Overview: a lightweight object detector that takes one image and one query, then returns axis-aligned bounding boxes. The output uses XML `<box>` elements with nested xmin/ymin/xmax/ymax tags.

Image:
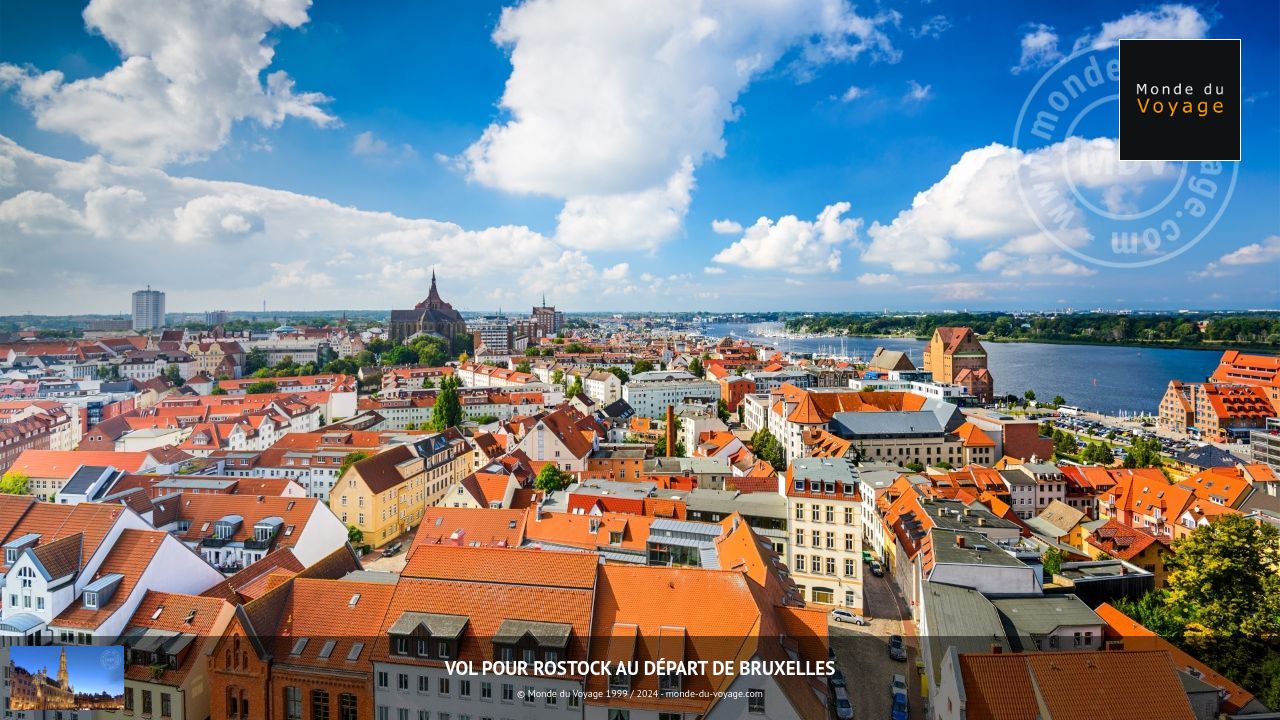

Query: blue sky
<box><xmin>0</xmin><ymin>0</ymin><xmax>1276</xmax><ymax>314</ymax></box>
<box><xmin>10</xmin><ymin>645</ymin><xmax>123</xmax><ymax>696</ymax></box>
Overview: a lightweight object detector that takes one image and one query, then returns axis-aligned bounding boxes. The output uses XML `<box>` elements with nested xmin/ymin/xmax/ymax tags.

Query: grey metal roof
<box><xmin>0</xmin><ymin>613</ymin><xmax>45</xmax><ymax>633</ymax></box>
<box><xmin>791</xmin><ymin>457</ymin><xmax>857</xmax><ymax>484</ymax></box>
<box><xmin>83</xmin><ymin>572</ymin><xmax>125</xmax><ymax>593</ymax></box>
<box><xmin>930</xmin><ymin>529</ymin><xmax>1027</xmax><ymax>568</ymax></box>
<box><xmin>921</xmin><ymin>582</ymin><xmax>1012</xmax><ymax>685</ymax></box>
<box><xmin>388</xmin><ymin>612</ymin><xmax>469</xmax><ymax>638</ymax></box>
<box><xmin>155</xmin><ymin>478</ymin><xmax>237</xmax><ymax>490</ymax></box>
<box><xmin>991</xmin><ymin>595</ymin><xmax>1102</xmax><ymax>636</ymax></box>
<box><xmin>494</xmin><ymin>619</ymin><xmax>573</xmax><ymax>648</ymax></box>
<box><xmin>649</xmin><ymin>518</ymin><xmax>722</xmax><ymax>539</ymax></box>
<box><xmin>656</xmin><ymin>489</ymin><xmax>786</xmax><ymax>518</ymax></box>
<box><xmin>61</xmin><ymin>465</ymin><xmax>110</xmax><ymax>496</ymax></box>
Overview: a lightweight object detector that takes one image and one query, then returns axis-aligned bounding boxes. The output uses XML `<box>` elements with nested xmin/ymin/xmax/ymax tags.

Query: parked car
<box><xmin>862</xmin><ymin>550</ymin><xmax>873</xmax><ymax>563</ymax></box>
<box><xmin>890</xmin><ymin>674</ymin><xmax>907</xmax><ymax>697</ymax></box>
<box><xmin>382</xmin><ymin>541</ymin><xmax>403</xmax><ymax>556</ymax></box>
<box><xmin>830</xmin><ymin>669</ymin><xmax>848</xmax><ymax>690</ymax></box>
<box><xmin>888</xmin><ymin>635</ymin><xmax>907</xmax><ymax>661</ymax></box>
<box><xmin>834</xmin><ymin>687</ymin><xmax>854</xmax><ymax>720</ymax></box>
<box><xmin>891</xmin><ymin>692</ymin><xmax>908</xmax><ymax>720</ymax></box>
<box><xmin>870</xmin><ymin>561</ymin><xmax>884</xmax><ymax>577</ymax></box>
<box><xmin>831</xmin><ymin>609</ymin><xmax>869</xmax><ymax>626</ymax></box>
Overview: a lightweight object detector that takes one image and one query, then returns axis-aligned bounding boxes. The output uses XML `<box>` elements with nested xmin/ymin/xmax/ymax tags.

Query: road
<box><xmin>829</xmin><ymin>568</ymin><xmax>922</xmax><ymax>720</ymax></box>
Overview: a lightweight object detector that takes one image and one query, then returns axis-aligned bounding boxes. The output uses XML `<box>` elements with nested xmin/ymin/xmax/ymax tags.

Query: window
<box><xmin>795</xmin><ymin>555</ymin><xmax>806</xmax><ymax>572</ymax></box>
<box><xmin>459</xmin><ymin>680</ymin><xmax>471</xmax><ymax>698</ymax></box>
<box><xmin>609</xmin><ymin>670</ymin><xmax>630</xmax><ymax>693</ymax></box>
<box><xmin>825</xmin><ymin>531</ymin><xmax>834</xmax><ymax>549</ymax></box>
<box><xmin>811</xmin><ymin>530</ymin><xmax>820</xmax><ymax>546</ymax></box>
<box><xmin>439</xmin><ymin>677</ymin><xmax>451</xmax><ymax>695</ymax></box>
<box><xmin>339</xmin><ymin>693</ymin><xmax>358</xmax><ymax>720</ymax></box>
<box><xmin>845</xmin><ymin>559</ymin><xmax>855</xmax><ymax>576</ymax></box>
<box><xmin>794</xmin><ymin>503</ymin><xmax>803</xmax><ymax>519</ymax></box>
<box><xmin>481</xmin><ymin>682</ymin><xmax>492</xmax><ymax>700</ymax></box>
<box><xmin>825</xmin><ymin>506</ymin><xmax>834</xmax><ymax>523</ymax></box>
<box><xmin>124</xmin><ymin>688</ymin><xmax>134</xmax><ymax>712</ymax></box>
<box><xmin>398</xmin><ymin>673</ymin><xmax>409</xmax><ymax>691</ymax></box>
<box><xmin>811</xmin><ymin>506</ymin><xmax>820</xmax><ymax>521</ymax></box>
<box><xmin>378</xmin><ymin>708</ymin><xmax>389</xmax><ymax>720</ymax></box>
<box><xmin>285</xmin><ymin>687</ymin><xmax>302</xmax><ymax>720</ymax></box>
<box><xmin>395</xmin><ymin>637</ymin><xmax>409</xmax><ymax>655</ymax></box>
<box><xmin>312</xmin><ymin>690</ymin><xmax>331</xmax><ymax>720</ymax></box>
<box><xmin>502</xmin><ymin>683</ymin><xmax>514</xmax><ymax>702</ymax></box>
<box><xmin>143</xmin><ymin>690</ymin><xmax>153</xmax><ymax>715</ymax></box>
<box><xmin>747</xmin><ymin>688</ymin><xmax>765</xmax><ymax>714</ymax></box>
<box><xmin>845</xmin><ymin>533</ymin><xmax>854</xmax><ymax>551</ymax></box>
<box><xmin>608</xmin><ymin>710</ymin><xmax>630</xmax><ymax>720</ymax></box>
<box><xmin>523</xmin><ymin>686</ymin><xmax>535</xmax><ymax>704</ymax></box>
<box><xmin>416</xmin><ymin>638</ymin><xmax>428</xmax><ymax>656</ymax></box>
<box><xmin>568</xmin><ymin>692</ymin><xmax>581</xmax><ymax>709</ymax></box>
<box><xmin>377</xmin><ymin>671</ymin><xmax>389</xmax><ymax>688</ymax></box>
<box><xmin>419</xmin><ymin>676</ymin><xmax>429</xmax><ymax>693</ymax></box>
<box><xmin>398</xmin><ymin>710</ymin><xmax>410</xmax><ymax>720</ymax></box>
<box><xmin>826</xmin><ymin>557</ymin><xmax>836</xmax><ymax>575</ymax></box>
<box><xmin>794</xmin><ymin>529</ymin><xmax>804</xmax><ymax>547</ymax></box>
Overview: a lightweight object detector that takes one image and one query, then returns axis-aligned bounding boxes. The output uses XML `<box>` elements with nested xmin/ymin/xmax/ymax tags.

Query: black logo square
<box><xmin>1119</xmin><ymin>39</ymin><xmax>1240</xmax><ymax>161</ymax></box>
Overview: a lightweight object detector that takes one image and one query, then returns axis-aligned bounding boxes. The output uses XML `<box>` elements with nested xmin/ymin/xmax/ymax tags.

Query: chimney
<box><xmin>664</xmin><ymin>404</ymin><xmax>676</xmax><ymax>458</ymax></box>
<box><xmin>990</xmin><ymin>644</ymin><xmax>1002</xmax><ymax>654</ymax></box>
<box><xmin>955</xmin><ymin>534</ymin><xmax>967</xmax><ymax>548</ymax></box>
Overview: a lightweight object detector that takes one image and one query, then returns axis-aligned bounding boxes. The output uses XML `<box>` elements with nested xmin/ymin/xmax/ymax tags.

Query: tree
<box><xmin>0</xmin><ymin>472</ymin><xmax>30</xmax><ymax>495</ymax></box>
<box><xmin>472</xmin><ymin>414</ymin><xmax>499</xmax><ymax>425</ymax></box>
<box><xmin>1024</xmin><ymin>389</ymin><xmax>1036</xmax><ymax>403</ymax></box>
<box><xmin>717</xmin><ymin>399</ymin><xmax>730</xmax><ymax>423</ymax></box>
<box><xmin>382</xmin><ymin>345</ymin><xmax>417</xmax><ymax>366</ymax></box>
<box><xmin>1124</xmin><ymin>436</ymin><xmax>1163</xmax><ymax>468</ymax></box>
<box><xmin>632</xmin><ymin>359</ymin><xmax>655</xmax><ymax>375</ymax></box>
<box><xmin>244</xmin><ymin>347</ymin><xmax>268</xmax><ymax>373</ymax></box>
<box><xmin>566</xmin><ymin>375</ymin><xmax>584</xmax><ymax>399</ymax></box>
<box><xmin>347</xmin><ymin>524</ymin><xmax>364</xmax><ymax>545</ymax></box>
<box><xmin>430</xmin><ymin>376</ymin><xmax>462</xmax><ymax>430</ymax></box>
<box><xmin>1052</xmin><ymin>395</ymin><xmax>1066</xmax><ymax>407</ymax></box>
<box><xmin>211</xmin><ymin>385</ymin><xmax>228</xmax><ymax>395</ymax></box>
<box><xmin>1165</xmin><ymin>514</ymin><xmax>1280</xmax><ymax>639</ymax></box>
<box><xmin>688</xmin><ymin>357</ymin><xmax>704</xmax><ymax>378</ymax></box>
<box><xmin>245</xmin><ymin>380</ymin><xmax>278</xmax><ymax>394</ymax></box>
<box><xmin>515</xmin><ymin>360</ymin><xmax>532</xmax><ymax>373</ymax></box>
<box><xmin>1042</xmin><ymin>547</ymin><xmax>1065</xmax><ymax>577</ymax></box>
<box><xmin>605</xmin><ymin>366</ymin><xmax>629</xmax><ymax>384</ymax></box>
<box><xmin>551</xmin><ymin>369</ymin><xmax>565</xmax><ymax>386</ymax></box>
<box><xmin>339</xmin><ymin>451</ymin><xmax>369</xmax><ymax>477</ymax></box>
<box><xmin>1052</xmin><ymin>429</ymin><xmax>1077</xmax><ymax>458</ymax></box>
<box><xmin>750</xmin><ymin>428</ymin><xmax>785</xmax><ymax>470</ymax></box>
<box><xmin>165</xmin><ymin>363</ymin><xmax>182</xmax><ymax>384</ymax></box>
<box><xmin>534</xmin><ymin>464</ymin><xmax>574</xmax><ymax>492</ymax></box>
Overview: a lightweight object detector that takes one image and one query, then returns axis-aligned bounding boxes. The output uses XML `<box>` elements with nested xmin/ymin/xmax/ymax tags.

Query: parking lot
<box><xmin>829</xmin><ymin>569</ymin><xmax>922</xmax><ymax>720</ymax></box>
<box><xmin>358</xmin><ymin>528</ymin><xmax>415</xmax><ymax>572</ymax></box>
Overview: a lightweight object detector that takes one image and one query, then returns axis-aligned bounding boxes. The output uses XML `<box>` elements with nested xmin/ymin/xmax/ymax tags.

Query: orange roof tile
<box><xmin>54</xmin><ymin>529</ymin><xmax>169</xmax><ymax>629</ymax></box>
<box><xmin>401</xmin><ymin>544</ymin><xmax>598</xmax><ymax>589</ymax></box>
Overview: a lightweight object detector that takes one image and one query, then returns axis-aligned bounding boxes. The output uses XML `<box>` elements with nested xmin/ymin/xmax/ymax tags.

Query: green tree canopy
<box><xmin>430</xmin><ymin>375</ymin><xmax>463</xmax><ymax>430</ymax></box>
<box><xmin>245</xmin><ymin>380</ymin><xmax>278</xmax><ymax>394</ymax></box>
<box><xmin>605</xmin><ymin>366</ymin><xmax>629</xmax><ymax>384</ymax></box>
<box><xmin>534</xmin><ymin>464</ymin><xmax>575</xmax><ymax>492</ymax></box>
<box><xmin>688</xmin><ymin>357</ymin><xmax>704</xmax><ymax>378</ymax></box>
<box><xmin>632</xmin><ymin>359</ymin><xmax>655</xmax><ymax>374</ymax></box>
<box><xmin>0</xmin><ymin>472</ymin><xmax>30</xmax><ymax>495</ymax></box>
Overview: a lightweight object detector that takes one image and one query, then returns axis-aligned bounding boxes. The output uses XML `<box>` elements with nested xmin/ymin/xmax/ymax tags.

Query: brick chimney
<box><xmin>955</xmin><ymin>534</ymin><xmax>967</xmax><ymax>548</ymax></box>
<box><xmin>665</xmin><ymin>404</ymin><xmax>676</xmax><ymax>458</ymax></box>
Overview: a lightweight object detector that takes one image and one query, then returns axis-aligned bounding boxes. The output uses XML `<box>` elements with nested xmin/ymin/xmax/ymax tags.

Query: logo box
<box><xmin>1119</xmin><ymin>39</ymin><xmax>1241</xmax><ymax>161</ymax></box>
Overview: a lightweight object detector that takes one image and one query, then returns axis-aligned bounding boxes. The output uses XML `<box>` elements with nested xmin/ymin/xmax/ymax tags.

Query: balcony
<box><xmin>243</xmin><ymin>537</ymin><xmax>274</xmax><ymax>551</ymax></box>
<box><xmin>201</xmin><ymin>536</ymin><xmax>233</xmax><ymax>548</ymax></box>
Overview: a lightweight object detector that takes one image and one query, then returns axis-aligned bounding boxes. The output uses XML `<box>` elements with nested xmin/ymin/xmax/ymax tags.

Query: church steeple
<box><xmin>426</xmin><ymin>268</ymin><xmax>444</xmax><ymax>308</ymax></box>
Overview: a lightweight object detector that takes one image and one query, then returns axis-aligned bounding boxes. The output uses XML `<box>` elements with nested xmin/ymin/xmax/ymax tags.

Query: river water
<box><xmin>698</xmin><ymin>322</ymin><xmax>1228</xmax><ymax>415</ymax></box>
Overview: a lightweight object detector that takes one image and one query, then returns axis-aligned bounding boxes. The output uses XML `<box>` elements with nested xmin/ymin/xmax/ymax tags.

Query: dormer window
<box><xmin>659</xmin><ymin>672</ymin><xmax>682</xmax><ymax>696</ymax></box>
<box><xmin>609</xmin><ymin>669</ymin><xmax>631</xmax><ymax>693</ymax></box>
<box><xmin>394</xmin><ymin>637</ymin><xmax>409</xmax><ymax>655</ymax></box>
<box><xmin>83</xmin><ymin>591</ymin><xmax>98</xmax><ymax>609</ymax></box>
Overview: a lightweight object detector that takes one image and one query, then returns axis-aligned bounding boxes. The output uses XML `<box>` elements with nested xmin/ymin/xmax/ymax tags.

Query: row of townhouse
<box><xmin>0</xmin><ymin>402</ymin><xmax>77</xmax><ymax>474</ymax></box>
<box><xmin>330</xmin><ymin>432</ymin><xmax>474</xmax><ymax>547</ymax></box>
<box><xmin>191</xmin><ymin>532</ymin><xmax>828</xmax><ymax>720</ymax></box>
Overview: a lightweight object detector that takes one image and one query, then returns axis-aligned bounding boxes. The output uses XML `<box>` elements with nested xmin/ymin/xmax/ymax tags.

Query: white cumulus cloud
<box><xmin>712</xmin><ymin>202</ymin><xmax>861</xmax><ymax>273</ymax></box>
<box><xmin>462</xmin><ymin>0</ymin><xmax>904</xmax><ymax>250</ymax></box>
<box><xmin>0</xmin><ymin>0</ymin><xmax>335</xmax><ymax>166</ymax></box>
<box><xmin>1078</xmin><ymin>4</ymin><xmax>1209</xmax><ymax>50</ymax></box>
<box><xmin>1012</xmin><ymin>24</ymin><xmax>1062</xmax><ymax>74</ymax></box>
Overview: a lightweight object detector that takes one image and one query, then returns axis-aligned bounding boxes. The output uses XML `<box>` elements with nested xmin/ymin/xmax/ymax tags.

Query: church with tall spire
<box><xmin>388</xmin><ymin>270</ymin><xmax>468</xmax><ymax>348</ymax></box>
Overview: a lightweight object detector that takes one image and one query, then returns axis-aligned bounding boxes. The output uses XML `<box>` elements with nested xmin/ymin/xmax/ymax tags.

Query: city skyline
<box><xmin>10</xmin><ymin>645</ymin><xmax>124</xmax><ymax>697</ymax></box>
<box><xmin>1</xmin><ymin>1</ymin><xmax>1277</xmax><ymax>315</ymax></box>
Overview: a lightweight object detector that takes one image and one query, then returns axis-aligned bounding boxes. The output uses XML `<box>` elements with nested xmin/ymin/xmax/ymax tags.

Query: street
<box><xmin>829</xmin><ymin>568</ymin><xmax>923</xmax><ymax>720</ymax></box>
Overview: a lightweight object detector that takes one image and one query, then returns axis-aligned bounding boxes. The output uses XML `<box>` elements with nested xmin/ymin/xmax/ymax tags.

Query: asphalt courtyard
<box><xmin>829</xmin><ymin>568</ymin><xmax>924</xmax><ymax>720</ymax></box>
